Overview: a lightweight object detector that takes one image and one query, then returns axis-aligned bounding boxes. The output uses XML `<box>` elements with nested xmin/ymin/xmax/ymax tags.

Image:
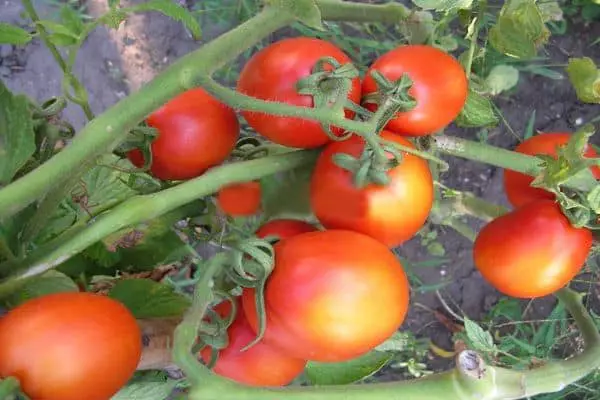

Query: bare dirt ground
<box><xmin>2</xmin><ymin>0</ymin><xmax>600</xmax><ymax>376</ymax></box>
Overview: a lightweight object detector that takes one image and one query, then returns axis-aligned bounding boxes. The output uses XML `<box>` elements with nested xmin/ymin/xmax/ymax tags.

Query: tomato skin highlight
<box><xmin>237</xmin><ymin>37</ymin><xmax>361</xmax><ymax>148</ymax></box>
<box><xmin>128</xmin><ymin>88</ymin><xmax>239</xmax><ymax>180</ymax></box>
<box><xmin>0</xmin><ymin>292</ymin><xmax>142</xmax><ymax>400</ymax></box>
<box><xmin>242</xmin><ymin>230</ymin><xmax>409</xmax><ymax>362</ymax></box>
<box><xmin>362</xmin><ymin>45</ymin><xmax>467</xmax><ymax>136</ymax></box>
<box><xmin>217</xmin><ymin>181</ymin><xmax>262</xmax><ymax>217</ymax></box>
<box><xmin>310</xmin><ymin>131</ymin><xmax>433</xmax><ymax>247</ymax></box>
<box><xmin>200</xmin><ymin>301</ymin><xmax>306</xmax><ymax>387</ymax></box>
<box><xmin>255</xmin><ymin>219</ymin><xmax>317</xmax><ymax>240</ymax></box>
<box><xmin>503</xmin><ymin>132</ymin><xmax>600</xmax><ymax>208</ymax></box>
<box><xmin>473</xmin><ymin>200</ymin><xmax>592</xmax><ymax>299</ymax></box>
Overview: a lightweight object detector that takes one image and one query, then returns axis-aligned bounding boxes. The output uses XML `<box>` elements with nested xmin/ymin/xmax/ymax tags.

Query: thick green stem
<box><xmin>0</xmin><ymin>150</ymin><xmax>317</xmax><ymax>298</ymax></box>
<box><xmin>315</xmin><ymin>0</ymin><xmax>409</xmax><ymax>23</ymax></box>
<box><xmin>463</xmin><ymin>0</ymin><xmax>486</xmax><ymax>79</ymax></box>
<box><xmin>434</xmin><ymin>135</ymin><xmax>597</xmax><ymax>192</ymax></box>
<box><xmin>179</xmin><ymin>289</ymin><xmax>600</xmax><ymax>400</ymax></box>
<box><xmin>0</xmin><ymin>6</ymin><xmax>292</xmax><ymax>220</ymax></box>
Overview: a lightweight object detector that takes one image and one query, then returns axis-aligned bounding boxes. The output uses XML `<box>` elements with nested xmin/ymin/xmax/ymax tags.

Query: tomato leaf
<box><xmin>3</xmin><ymin>271</ymin><xmax>78</xmax><ymax>308</ymax></box>
<box><xmin>0</xmin><ymin>80</ymin><xmax>35</xmax><ymax>185</ymax></box>
<box><xmin>59</xmin><ymin>5</ymin><xmax>85</xmax><ymax>35</ymax></box>
<box><xmin>108</xmin><ymin>279</ymin><xmax>190</xmax><ymax>318</ymax></box>
<box><xmin>129</xmin><ymin>0</ymin><xmax>201</xmax><ymax>40</ymax></box>
<box><xmin>111</xmin><ymin>379</ymin><xmax>177</xmax><ymax>400</ymax></box>
<box><xmin>411</xmin><ymin>0</ymin><xmax>473</xmax><ymax>11</ymax></box>
<box><xmin>488</xmin><ymin>0</ymin><xmax>550</xmax><ymax>59</ymax></box>
<box><xmin>0</xmin><ymin>23</ymin><xmax>33</xmax><ymax>45</ymax></box>
<box><xmin>538</xmin><ymin>1</ymin><xmax>563</xmax><ymax>22</ymax></box>
<box><xmin>455</xmin><ymin>89</ymin><xmax>499</xmax><ymax>128</ymax></box>
<box><xmin>118</xmin><ymin>229</ymin><xmax>188</xmax><ymax>271</ymax></box>
<box><xmin>374</xmin><ymin>331</ymin><xmax>413</xmax><ymax>352</ymax></box>
<box><xmin>586</xmin><ymin>185</ymin><xmax>600</xmax><ymax>214</ymax></box>
<box><xmin>485</xmin><ymin>65</ymin><xmax>520</xmax><ymax>95</ymax></box>
<box><xmin>306</xmin><ymin>350</ymin><xmax>392</xmax><ymax>385</ymax></box>
<box><xmin>566</xmin><ymin>57</ymin><xmax>600</xmax><ymax>104</ymax></box>
<box><xmin>463</xmin><ymin>316</ymin><xmax>496</xmax><ymax>353</ymax></box>
<box><xmin>399</xmin><ymin>10</ymin><xmax>434</xmax><ymax>45</ymax></box>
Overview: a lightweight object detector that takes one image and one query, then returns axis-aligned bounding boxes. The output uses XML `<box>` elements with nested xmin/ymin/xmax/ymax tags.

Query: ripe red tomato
<box><xmin>200</xmin><ymin>301</ymin><xmax>306</xmax><ymax>386</ymax></box>
<box><xmin>217</xmin><ymin>181</ymin><xmax>262</xmax><ymax>216</ymax></box>
<box><xmin>237</xmin><ymin>37</ymin><xmax>361</xmax><ymax>148</ymax></box>
<box><xmin>128</xmin><ymin>88</ymin><xmax>239</xmax><ymax>180</ymax></box>
<box><xmin>0</xmin><ymin>292</ymin><xmax>142</xmax><ymax>400</ymax></box>
<box><xmin>503</xmin><ymin>132</ymin><xmax>600</xmax><ymax>208</ymax></box>
<box><xmin>473</xmin><ymin>200</ymin><xmax>592</xmax><ymax>298</ymax></box>
<box><xmin>242</xmin><ymin>230</ymin><xmax>409</xmax><ymax>362</ymax></box>
<box><xmin>310</xmin><ymin>131</ymin><xmax>433</xmax><ymax>247</ymax></box>
<box><xmin>362</xmin><ymin>45</ymin><xmax>467</xmax><ymax>136</ymax></box>
<box><xmin>255</xmin><ymin>219</ymin><xmax>317</xmax><ymax>241</ymax></box>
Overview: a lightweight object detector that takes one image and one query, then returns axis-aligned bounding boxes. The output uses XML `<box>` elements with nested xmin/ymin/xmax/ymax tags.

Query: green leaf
<box><xmin>47</xmin><ymin>33</ymin><xmax>78</xmax><ymax>46</ymax></box>
<box><xmin>411</xmin><ymin>0</ymin><xmax>472</xmax><ymax>11</ymax></box>
<box><xmin>38</xmin><ymin>20</ymin><xmax>79</xmax><ymax>40</ymax></box>
<box><xmin>261</xmin><ymin>162</ymin><xmax>315</xmax><ymax>220</ymax></box>
<box><xmin>399</xmin><ymin>10</ymin><xmax>434</xmax><ymax>44</ymax></box>
<box><xmin>101</xmin><ymin>9</ymin><xmax>129</xmax><ymax>30</ymax></box>
<box><xmin>455</xmin><ymin>89</ymin><xmax>499</xmax><ymax>128</ymax></box>
<box><xmin>4</xmin><ymin>270</ymin><xmax>78</xmax><ymax>307</ymax></box>
<box><xmin>488</xmin><ymin>0</ymin><xmax>550</xmax><ymax>59</ymax></box>
<box><xmin>523</xmin><ymin>110</ymin><xmax>536</xmax><ymax>140</ymax></box>
<box><xmin>108</xmin><ymin>278</ymin><xmax>190</xmax><ymax>319</ymax></box>
<box><xmin>538</xmin><ymin>1</ymin><xmax>563</xmax><ymax>22</ymax></box>
<box><xmin>109</xmin><ymin>0</ymin><xmax>121</xmax><ymax>8</ymax></box>
<box><xmin>587</xmin><ymin>185</ymin><xmax>600</xmax><ymax>214</ymax></box>
<box><xmin>374</xmin><ymin>331</ymin><xmax>413</xmax><ymax>352</ymax></box>
<box><xmin>0</xmin><ymin>23</ymin><xmax>33</xmax><ymax>45</ymax></box>
<box><xmin>463</xmin><ymin>316</ymin><xmax>496</xmax><ymax>353</ymax></box>
<box><xmin>566</xmin><ymin>57</ymin><xmax>600</xmax><ymax>104</ymax></box>
<box><xmin>111</xmin><ymin>379</ymin><xmax>177</xmax><ymax>400</ymax></box>
<box><xmin>306</xmin><ymin>350</ymin><xmax>392</xmax><ymax>385</ymax></box>
<box><xmin>118</xmin><ymin>229</ymin><xmax>187</xmax><ymax>271</ymax></box>
<box><xmin>0</xmin><ymin>80</ymin><xmax>36</xmax><ymax>184</ymax></box>
<box><xmin>131</xmin><ymin>0</ymin><xmax>201</xmax><ymax>39</ymax></box>
<box><xmin>485</xmin><ymin>65</ymin><xmax>520</xmax><ymax>95</ymax></box>
<box><xmin>60</xmin><ymin>5</ymin><xmax>85</xmax><ymax>35</ymax></box>
<box><xmin>83</xmin><ymin>241</ymin><xmax>123</xmax><ymax>268</ymax></box>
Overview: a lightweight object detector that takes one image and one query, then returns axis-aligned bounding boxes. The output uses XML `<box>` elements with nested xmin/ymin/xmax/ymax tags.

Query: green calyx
<box><xmin>363</xmin><ymin>72</ymin><xmax>417</xmax><ymax>132</ymax></box>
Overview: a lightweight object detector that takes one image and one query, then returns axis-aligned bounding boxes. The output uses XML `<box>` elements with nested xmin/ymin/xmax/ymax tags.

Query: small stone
<box><xmin>0</xmin><ymin>44</ymin><xmax>13</xmax><ymax>58</ymax></box>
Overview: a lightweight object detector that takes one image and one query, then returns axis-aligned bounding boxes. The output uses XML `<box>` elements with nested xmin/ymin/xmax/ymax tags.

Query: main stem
<box><xmin>0</xmin><ymin>150</ymin><xmax>317</xmax><ymax>298</ymax></box>
<box><xmin>180</xmin><ymin>289</ymin><xmax>600</xmax><ymax>400</ymax></box>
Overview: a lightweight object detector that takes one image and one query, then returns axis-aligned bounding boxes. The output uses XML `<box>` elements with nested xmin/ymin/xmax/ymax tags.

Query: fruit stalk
<box><xmin>180</xmin><ymin>288</ymin><xmax>600</xmax><ymax>399</ymax></box>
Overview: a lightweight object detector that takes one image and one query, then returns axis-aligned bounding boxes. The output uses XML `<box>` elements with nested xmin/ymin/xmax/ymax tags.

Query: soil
<box><xmin>2</xmin><ymin>0</ymin><xmax>600</xmax><ymax>380</ymax></box>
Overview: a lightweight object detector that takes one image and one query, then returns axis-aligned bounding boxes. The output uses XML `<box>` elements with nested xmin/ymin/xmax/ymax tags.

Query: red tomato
<box><xmin>217</xmin><ymin>181</ymin><xmax>262</xmax><ymax>216</ymax></box>
<box><xmin>473</xmin><ymin>200</ymin><xmax>592</xmax><ymax>298</ymax></box>
<box><xmin>200</xmin><ymin>301</ymin><xmax>305</xmax><ymax>386</ymax></box>
<box><xmin>503</xmin><ymin>132</ymin><xmax>600</xmax><ymax>208</ymax></box>
<box><xmin>362</xmin><ymin>45</ymin><xmax>467</xmax><ymax>136</ymax></box>
<box><xmin>0</xmin><ymin>292</ymin><xmax>141</xmax><ymax>400</ymax></box>
<box><xmin>242</xmin><ymin>230</ymin><xmax>409</xmax><ymax>362</ymax></box>
<box><xmin>128</xmin><ymin>88</ymin><xmax>239</xmax><ymax>180</ymax></box>
<box><xmin>310</xmin><ymin>131</ymin><xmax>433</xmax><ymax>247</ymax></box>
<box><xmin>255</xmin><ymin>219</ymin><xmax>317</xmax><ymax>241</ymax></box>
<box><xmin>237</xmin><ymin>38</ymin><xmax>361</xmax><ymax>148</ymax></box>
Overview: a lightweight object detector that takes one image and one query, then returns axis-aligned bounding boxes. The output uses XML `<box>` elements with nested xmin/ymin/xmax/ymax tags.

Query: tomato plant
<box><xmin>473</xmin><ymin>200</ymin><xmax>592</xmax><ymax>298</ymax></box>
<box><xmin>242</xmin><ymin>230</ymin><xmax>409</xmax><ymax>362</ymax></box>
<box><xmin>217</xmin><ymin>181</ymin><xmax>262</xmax><ymax>217</ymax></box>
<box><xmin>503</xmin><ymin>132</ymin><xmax>600</xmax><ymax>208</ymax></box>
<box><xmin>361</xmin><ymin>45</ymin><xmax>468</xmax><ymax>136</ymax></box>
<box><xmin>310</xmin><ymin>131</ymin><xmax>433</xmax><ymax>247</ymax></box>
<box><xmin>255</xmin><ymin>219</ymin><xmax>317</xmax><ymax>240</ymax></box>
<box><xmin>0</xmin><ymin>292</ymin><xmax>141</xmax><ymax>400</ymax></box>
<box><xmin>237</xmin><ymin>37</ymin><xmax>361</xmax><ymax>148</ymax></box>
<box><xmin>128</xmin><ymin>88</ymin><xmax>239</xmax><ymax>180</ymax></box>
<box><xmin>200</xmin><ymin>300</ymin><xmax>306</xmax><ymax>387</ymax></box>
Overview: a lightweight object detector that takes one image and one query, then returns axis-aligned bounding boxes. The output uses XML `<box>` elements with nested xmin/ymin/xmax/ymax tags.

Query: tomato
<box><xmin>200</xmin><ymin>301</ymin><xmax>306</xmax><ymax>386</ymax></box>
<box><xmin>503</xmin><ymin>132</ymin><xmax>600</xmax><ymax>208</ymax></box>
<box><xmin>217</xmin><ymin>181</ymin><xmax>262</xmax><ymax>216</ymax></box>
<box><xmin>237</xmin><ymin>37</ymin><xmax>361</xmax><ymax>148</ymax></box>
<box><xmin>0</xmin><ymin>292</ymin><xmax>141</xmax><ymax>400</ymax></box>
<box><xmin>242</xmin><ymin>230</ymin><xmax>409</xmax><ymax>362</ymax></box>
<box><xmin>310</xmin><ymin>131</ymin><xmax>433</xmax><ymax>247</ymax></box>
<box><xmin>255</xmin><ymin>219</ymin><xmax>317</xmax><ymax>241</ymax></box>
<box><xmin>473</xmin><ymin>200</ymin><xmax>592</xmax><ymax>298</ymax></box>
<box><xmin>128</xmin><ymin>88</ymin><xmax>239</xmax><ymax>180</ymax></box>
<box><xmin>362</xmin><ymin>45</ymin><xmax>468</xmax><ymax>136</ymax></box>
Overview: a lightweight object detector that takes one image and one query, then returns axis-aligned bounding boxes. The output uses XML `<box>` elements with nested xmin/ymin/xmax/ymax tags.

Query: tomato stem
<box><xmin>0</xmin><ymin>377</ymin><xmax>20</xmax><ymax>399</ymax></box>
